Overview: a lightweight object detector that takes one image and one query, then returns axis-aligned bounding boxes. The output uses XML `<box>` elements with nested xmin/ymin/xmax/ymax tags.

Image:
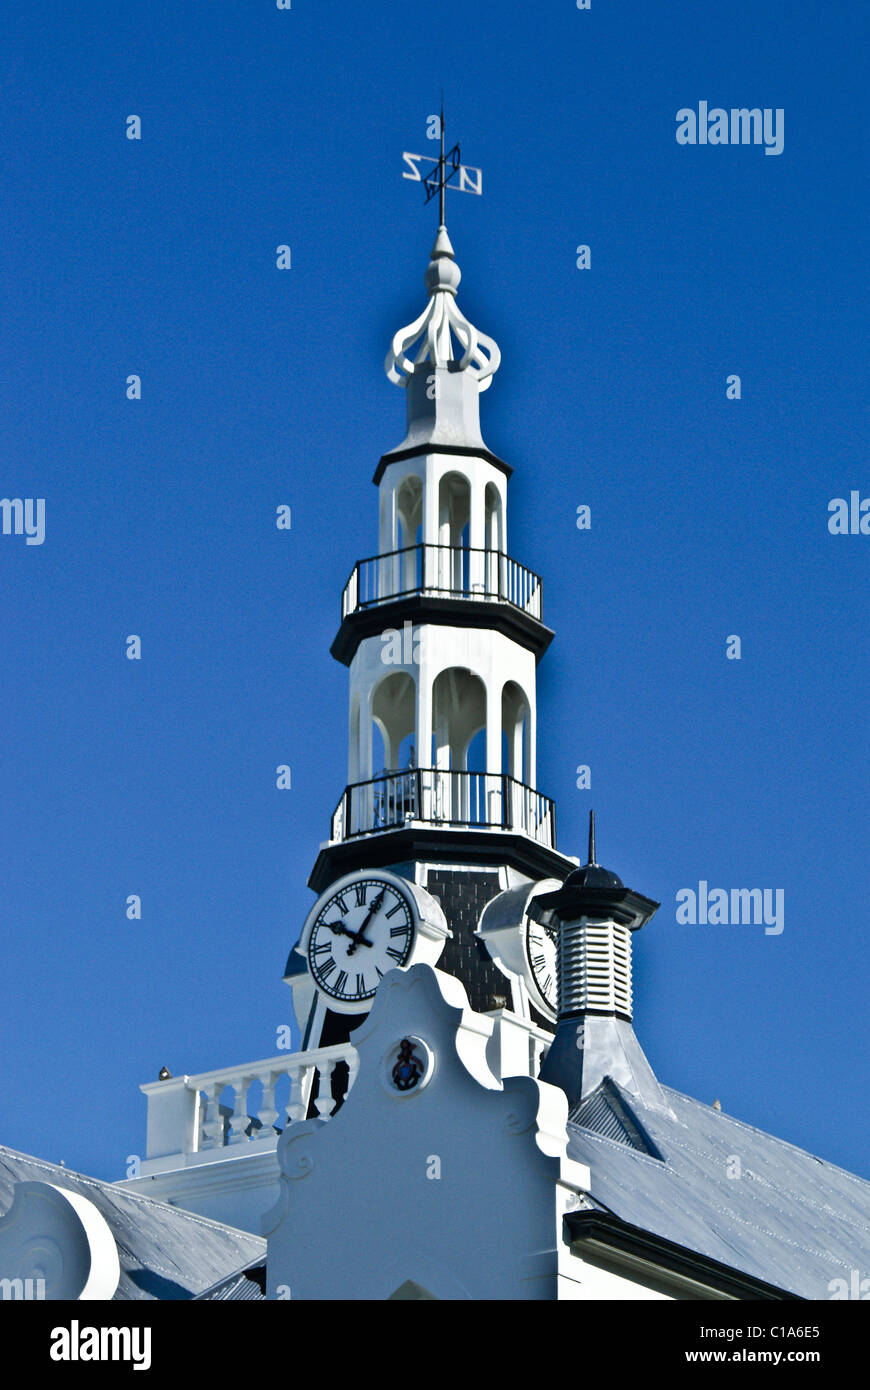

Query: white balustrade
<box><xmin>141</xmin><ymin>1042</ymin><xmax>358</xmax><ymax>1162</ymax></box>
<box><xmin>139</xmin><ymin>1022</ymin><xmax>552</xmax><ymax>1172</ymax></box>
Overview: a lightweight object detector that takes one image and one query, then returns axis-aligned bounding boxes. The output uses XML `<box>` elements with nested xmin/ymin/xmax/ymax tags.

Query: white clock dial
<box><xmin>306</xmin><ymin>877</ymin><xmax>415</xmax><ymax>1003</ymax></box>
<box><xmin>525</xmin><ymin>916</ymin><xmax>558</xmax><ymax>1014</ymax></box>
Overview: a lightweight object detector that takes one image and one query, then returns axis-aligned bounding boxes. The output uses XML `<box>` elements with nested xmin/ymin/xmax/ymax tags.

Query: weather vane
<box><xmin>401</xmin><ymin>102</ymin><xmax>482</xmax><ymax>224</ymax></box>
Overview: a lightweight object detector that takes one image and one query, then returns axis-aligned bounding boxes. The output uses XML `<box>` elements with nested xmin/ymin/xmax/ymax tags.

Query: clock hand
<box><xmin>347</xmin><ymin>889</ymin><xmax>385</xmax><ymax>956</ymax></box>
<box><xmin>324</xmin><ymin>920</ymin><xmax>357</xmax><ymax>942</ymax></box>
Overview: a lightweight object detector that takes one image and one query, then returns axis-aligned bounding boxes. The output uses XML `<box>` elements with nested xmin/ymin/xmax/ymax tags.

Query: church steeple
<box><xmin>311</xmin><ymin>213</ymin><xmax>575</xmax><ymax>897</ymax></box>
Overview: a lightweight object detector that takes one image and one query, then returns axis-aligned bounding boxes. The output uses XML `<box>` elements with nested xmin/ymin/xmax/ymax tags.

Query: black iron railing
<box><xmin>330</xmin><ymin>768</ymin><xmax>556</xmax><ymax>849</ymax></box>
<box><xmin>340</xmin><ymin>544</ymin><xmax>542</xmax><ymax>622</ymax></box>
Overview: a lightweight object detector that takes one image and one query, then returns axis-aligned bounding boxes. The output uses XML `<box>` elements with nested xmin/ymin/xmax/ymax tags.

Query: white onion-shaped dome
<box><xmin>385</xmin><ymin>226</ymin><xmax>501</xmax><ymax>391</ymax></box>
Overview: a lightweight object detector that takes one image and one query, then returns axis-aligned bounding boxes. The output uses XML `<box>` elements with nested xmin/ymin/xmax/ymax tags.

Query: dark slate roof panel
<box><xmin>566</xmin><ymin>1084</ymin><xmax>870</xmax><ymax>1300</ymax></box>
<box><xmin>0</xmin><ymin>1145</ymin><xmax>265</xmax><ymax>1300</ymax></box>
<box><xmin>571</xmin><ymin>1078</ymin><xmax>664</xmax><ymax>1159</ymax></box>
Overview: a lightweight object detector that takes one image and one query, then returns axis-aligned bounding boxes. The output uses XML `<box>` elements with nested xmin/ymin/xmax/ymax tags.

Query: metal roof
<box><xmin>566</xmin><ymin>1081</ymin><xmax>870</xmax><ymax>1300</ymax></box>
<box><xmin>194</xmin><ymin>1263</ymin><xmax>267</xmax><ymax>1300</ymax></box>
<box><xmin>0</xmin><ymin>1145</ymin><xmax>265</xmax><ymax>1300</ymax></box>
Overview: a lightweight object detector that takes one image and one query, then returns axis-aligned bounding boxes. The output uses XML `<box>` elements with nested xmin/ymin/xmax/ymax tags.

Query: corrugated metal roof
<box><xmin>566</xmin><ymin>1083</ymin><xmax>870</xmax><ymax>1300</ymax></box>
<box><xmin>0</xmin><ymin>1145</ymin><xmax>265</xmax><ymax>1300</ymax></box>
<box><xmin>194</xmin><ymin>1263</ymin><xmax>267</xmax><ymax>1300</ymax></box>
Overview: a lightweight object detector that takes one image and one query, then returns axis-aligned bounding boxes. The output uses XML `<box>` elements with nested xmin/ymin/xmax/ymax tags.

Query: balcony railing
<box><xmin>331</xmin><ymin>768</ymin><xmax>556</xmax><ymax>849</ymax></box>
<box><xmin>137</xmin><ymin>1018</ymin><xmax>554</xmax><ymax>1171</ymax></box>
<box><xmin>139</xmin><ymin>1042</ymin><xmax>359</xmax><ymax>1167</ymax></box>
<box><xmin>341</xmin><ymin>544</ymin><xmax>543</xmax><ymax>622</ymax></box>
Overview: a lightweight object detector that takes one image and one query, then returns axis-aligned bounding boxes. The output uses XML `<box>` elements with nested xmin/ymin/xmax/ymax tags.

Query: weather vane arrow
<box><xmin>401</xmin><ymin>103</ymin><xmax>482</xmax><ymax>224</ymax></box>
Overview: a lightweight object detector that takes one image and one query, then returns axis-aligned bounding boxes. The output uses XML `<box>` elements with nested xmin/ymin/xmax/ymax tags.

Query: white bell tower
<box><xmin>293</xmin><ymin>191</ymin><xmax>578</xmax><ymax>1036</ymax></box>
<box><xmin>318</xmin><ymin>223</ymin><xmax>573</xmax><ymax>896</ymax></box>
<box><xmin>341</xmin><ymin>225</ymin><xmax>536</xmax><ymax>818</ymax></box>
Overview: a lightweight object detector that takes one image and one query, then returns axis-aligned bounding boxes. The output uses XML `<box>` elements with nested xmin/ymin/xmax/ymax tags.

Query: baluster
<box><xmin>314</xmin><ymin>1060</ymin><xmax>337</xmax><ymax>1119</ymax></box>
<box><xmin>228</xmin><ymin>1075</ymin><xmax>251</xmax><ymax>1144</ymax></box>
<box><xmin>202</xmin><ymin>1082</ymin><xmax>225</xmax><ymax>1149</ymax></box>
<box><xmin>346</xmin><ymin>1050</ymin><xmax>360</xmax><ymax>1094</ymax></box>
<box><xmin>285</xmin><ymin>1064</ymin><xmax>307</xmax><ymax>1125</ymax></box>
<box><xmin>257</xmin><ymin>1070</ymin><xmax>279</xmax><ymax>1138</ymax></box>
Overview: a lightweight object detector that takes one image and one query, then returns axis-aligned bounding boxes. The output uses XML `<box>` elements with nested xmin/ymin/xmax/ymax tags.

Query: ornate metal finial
<box><xmin>385</xmin><ymin>223</ymin><xmax>501</xmax><ymax>389</ymax></box>
<box><xmin>588</xmin><ymin>809</ymin><xmax>597</xmax><ymax>866</ymax></box>
<box><xmin>389</xmin><ymin>107</ymin><xmax>496</xmax><ymax>390</ymax></box>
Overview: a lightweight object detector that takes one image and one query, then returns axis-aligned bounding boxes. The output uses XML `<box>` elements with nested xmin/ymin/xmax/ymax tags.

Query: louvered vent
<box><xmin>571</xmin><ymin>1079</ymin><xmax>662</xmax><ymax>1158</ymax></box>
<box><xmin>559</xmin><ymin>919</ymin><xmax>632</xmax><ymax>1018</ymax></box>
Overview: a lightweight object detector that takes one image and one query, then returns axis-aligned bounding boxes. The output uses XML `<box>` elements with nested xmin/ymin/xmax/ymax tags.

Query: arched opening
<box><xmin>431</xmin><ymin>668</ymin><xmax>485</xmax><ymax>770</ymax></box>
<box><xmin>372</xmin><ymin>671</ymin><xmax>416</xmax><ymax>773</ymax></box>
<box><xmin>438</xmin><ymin>471</ymin><xmax>471</xmax><ymax>595</ymax></box>
<box><xmin>370</xmin><ymin>671</ymin><xmax>417</xmax><ymax>829</ymax></box>
<box><xmin>502</xmin><ymin>681</ymin><xmax>530</xmax><ymax>785</ymax></box>
<box><xmin>431</xmin><ymin>668</ymin><xmax>487</xmax><ymax>825</ymax></box>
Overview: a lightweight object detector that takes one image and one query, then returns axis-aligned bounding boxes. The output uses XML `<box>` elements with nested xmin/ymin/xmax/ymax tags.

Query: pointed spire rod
<box><xmin>588</xmin><ymin>809</ymin><xmax>597</xmax><ymax>866</ymax></box>
<box><xmin>439</xmin><ymin>96</ymin><xmax>446</xmax><ymax>228</ymax></box>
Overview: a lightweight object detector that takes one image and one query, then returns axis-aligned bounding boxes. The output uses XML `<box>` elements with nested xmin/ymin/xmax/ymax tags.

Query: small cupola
<box><xmin>529</xmin><ymin>812</ymin><xmax>673</xmax><ymax>1116</ymax></box>
<box><xmin>384</xmin><ymin>224</ymin><xmax>500</xmax><ymax>457</ymax></box>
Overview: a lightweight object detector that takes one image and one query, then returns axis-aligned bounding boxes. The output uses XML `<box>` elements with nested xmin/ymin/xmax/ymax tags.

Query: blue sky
<box><xmin>2</xmin><ymin>0</ymin><xmax>868</xmax><ymax>1185</ymax></box>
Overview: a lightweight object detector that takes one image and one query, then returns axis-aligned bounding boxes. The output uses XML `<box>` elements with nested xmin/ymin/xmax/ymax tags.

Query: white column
<box><xmin>417</xmin><ymin>667</ymin><xmax>433</xmax><ymax>821</ymax></box>
<box><xmin>424</xmin><ymin>461</ymin><xmax>439</xmax><ymax>545</ymax></box>
<box><xmin>417</xmin><ymin>667</ymin><xmax>432</xmax><ymax>770</ymax></box>
<box><xmin>348</xmin><ymin>697</ymin><xmax>360</xmax><ymax>785</ymax></box>
<box><xmin>511</xmin><ymin>716</ymin><xmax>524</xmax><ymax>784</ymax></box>
<box><xmin>485</xmin><ymin>675</ymin><xmax>502</xmax><ymax>829</ymax></box>
<box><xmin>486</xmin><ymin>676</ymin><xmax>501</xmax><ymax>776</ymax></box>
<box><xmin>360</xmin><ymin>687</ymin><xmax>374</xmax><ymax>781</ymax></box>
<box><xmin>379</xmin><ymin>478</ymin><xmax>398</xmax><ymax>554</ymax></box>
<box><xmin>469</xmin><ymin>474</ymin><xmax>485</xmax><ymax>593</ymax></box>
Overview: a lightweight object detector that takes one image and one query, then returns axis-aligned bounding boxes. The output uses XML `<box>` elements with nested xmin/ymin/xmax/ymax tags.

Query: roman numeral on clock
<box><xmin>319</xmin><ymin>957</ymin><xmax>337</xmax><ymax>981</ymax></box>
<box><xmin>312</xmin><ymin>940</ymin><xmax>332</xmax><ymax>956</ymax></box>
<box><xmin>334</xmin><ymin>970</ymin><xmax>348</xmax><ymax>996</ymax></box>
<box><xmin>355</xmin><ymin>883</ymin><xmax>367</xmax><ymax>906</ymax></box>
<box><xmin>385</xmin><ymin>900</ymin><xmax>405</xmax><ymax>918</ymax></box>
<box><xmin>390</xmin><ymin>925</ymin><xmax>408</xmax><ymax>938</ymax></box>
<box><xmin>356</xmin><ymin>973</ymin><xmax>366</xmax><ymax>996</ymax></box>
<box><xmin>532</xmin><ymin>953</ymin><xmax>546</xmax><ymax>971</ymax></box>
<box><xmin>386</xmin><ymin>946</ymin><xmax>405</xmax><ymax>963</ymax></box>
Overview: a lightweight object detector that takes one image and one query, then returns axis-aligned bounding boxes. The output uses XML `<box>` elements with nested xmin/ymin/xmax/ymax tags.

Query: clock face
<box><xmin>307</xmin><ymin>876</ymin><xmax>415</xmax><ymax>1003</ymax></box>
<box><xmin>525</xmin><ymin>916</ymin><xmax>558</xmax><ymax>1014</ymax></box>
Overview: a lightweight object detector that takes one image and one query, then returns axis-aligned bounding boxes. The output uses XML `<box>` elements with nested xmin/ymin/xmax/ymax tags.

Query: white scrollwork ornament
<box><xmin>386</xmin><ymin>226</ymin><xmax>500</xmax><ymax>391</ymax></box>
